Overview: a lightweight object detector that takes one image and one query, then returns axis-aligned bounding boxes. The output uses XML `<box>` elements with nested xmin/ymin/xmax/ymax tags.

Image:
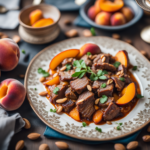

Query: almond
<box><xmin>55</xmin><ymin>141</ymin><xmax>68</xmax><ymax>149</ymax></box>
<box><xmin>112</xmin><ymin>34</ymin><xmax>120</xmax><ymax>39</ymax></box>
<box><xmin>12</xmin><ymin>35</ymin><xmax>21</xmax><ymax>43</ymax></box>
<box><xmin>106</xmin><ymin>121</ymin><xmax>112</xmax><ymax>125</ymax></box>
<box><xmin>60</xmin><ymin>66</ymin><xmax>67</xmax><ymax>71</ymax></box>
<box><xmin>95</xmin><ymin>98</ymin><xmax>100</xmax><ymax>105</ymax></box>
<box><xmin>57</xmin><ymin>106</ymin><xmax>63</xmax><ymax>113</ymax></box>
<box><xmin>114</xmin><ymin>143</ymin><xmax>125</xmax><ymax>150</ymax></box>
<box><xmin>27</xmin><ymin>133</ymin><xmax>41</xmax><ymax>140</ymax></box>
<box><xmin>127</xmin><ymin>141</ymin><xmax>138</xmax><ymax>150</ymax></box>
<box><xmin>142</xmin><ymin>135</ymin><xmax>150</xmax><ymax>142</ymax></box>
<box><xmin>53</xmin><ymin>73</ymin><xmax>58</xmax><ymax>78</ymax></box>
<box><xmin>65</xmin><ymin>29</ymin><xmax>78</xmax><ymax>38</ymax></box>
<box><xmin>23</xmin><ymin>118</ymin><xmax>31</xmax><ymax>129</ymax></box>
<box><xmin>87</xmin><ymin>85</ymin><xmax>92</xmax><ymax>91</ymax></box>
<box><xmin>83</xmin><ymin>29</ymin><xmax>92</xmax><ymax>37</ymax></box>
<box><xmin>15</xmin><ymin>140</ymin><xmax>24</xmax><ymax>150</ymax></box>
<box><xmin>39</xmin><ymin>144</ymin><xmax>49</xmax><ymax>150</ymax></box>
<box><xmin>39</xmin><ymin>91</ymin><xmax>48</xmax><ymax>96</ymax></box>
<box><xmin>147</xmin><ymin>126</ymin><xmax>150</xmax><ymax>132</ymax></box>
<box><xmin>56</xmin><ymin>98</ymin><xmax>68</xmax><ymax>103</ymax></box>
<box><xmin>39</xmin><ymin>77</ymin><xmax>45</xmax><ymax>82</ymax></box>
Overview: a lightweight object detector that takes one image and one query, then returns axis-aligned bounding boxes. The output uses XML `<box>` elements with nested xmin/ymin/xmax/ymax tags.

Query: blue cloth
<box><xmin>44</xmin><ymin>126</ymin><xmax>141</xmax><ymax>144</ymax></box>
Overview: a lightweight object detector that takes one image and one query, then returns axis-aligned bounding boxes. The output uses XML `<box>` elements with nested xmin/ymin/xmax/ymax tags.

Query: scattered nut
<box><xmin>64</xmin><ymin>19</ymin><xmax>72</xmax><ymax>25</ymax></box>
<box><xmin>124</xmin><ymin>39</ymin><xmax>132</xmax><ymax>44</ymax></box>
<box><xmin>126</xmin><ymin>141</ymin><xmax>138</xmax><ymax>150</ymax></box>
<box><xmin>147</xmin><ymin>126</ymin><xmax>150</xmax><ymax>132</ymax></box>
<box><xmin>101</xmin><ymin>54</ymin><xmax>105</xmax><ymax>59</ymax></box>
<box><xmin>107</xmin><ymin>79</ymin><xmax>113</xmax><ymax>85</ymax></box>
<box><xmin>114</xmin><ymin>143</ymin><xmax>125</xmax><ymax>150</ymax></box>
<box><xmin>77</xmin><ymin>99</ymin><xmax>84</xmax><ymax>104</ymax></box>
<box><xmin>57</xmin><ymin>106</ymin><xmax>63</xmax><ymax>113</ymax></box>
<box><xmin>55</xmin><ymin>141</ymin><xmax>69</xmax><ymax>150</ymax></box>
<box><xmin>142</xmin><ymin>135</ymin><xmax>150</xmax><ymax>142</ymax></box>
<box><xmin>95</xmin><ymin>98</ymin><xmax>100</xmax><ymax>105</ymax></box>
<box><xmin>91</xmin><ymin>55</ymin><xmax>97</xmax><ymax>60</ymax></box>
<box><xmin>112</xmin><ymin>34</ymin><xmax>120</xmax><ymax>39</ymax></box>
<box><xmin>15</xmin><ymin>140</ymin><xmax>24</xmax><ymax>150</ymax></box>
<box><xmin>39</xmin><ymin>77</ymin><xmax>45</xmax><ymax>82</ymax></box>
<box><xmin>27</xmin><ymin>133</ymin><xmax>41</xmax><ymax>140</ymax></box>
<box><xmin>88</xmin><ymin>55</ymin><xmax>92</xmax><ymax>59</ymax></box>
<box><xmin>1</xmin><ymin>34</ymin><xmax>8</xmax><ymax>39</ymax></box>
<box><xmin>53</xmin><ymin>72</ymin><xmax>58</xmax><ymax>78</ymax></box>
<box><xmin>39</xmin><ymin>144</ymin><xmax>49</xmax><ymax>150</ymax></box>
<box><xmin>106</xmin><ymin>121</ymin><xmax>112</xmax><ymax>125</ymax></box>
<box><xmin>23</xmin><ymin>118</ymin><xmax>31</xmax><ymax>129</ymax></box>
<box><xmin>68</xmin><ymin>57</ymin><xmax>73</xmax><ymax>62</ymax></box>
<box><xmin>56</xmin><ymin>98</ymin><xmax>68</xmax><ymax>103</ymax></box>
<box><xmin>39</xmin><ymin>91</ymin><xmax>48</xmax><ymax>96</ymax></box>
<box><xmin>83</xmin><ymin>29</ymin><xmax>92</xmax><ymax>37</ymax></box>
<box><xmin>19</xmin><ymin>74</ymin><xmax>25</xmax><ymax>79</ymax></box>
<box><xmin>102</xmin><ymin>56</ymin><xmax>106</xmax><ymax>62</ymax></box>
<box><xmin>65</xmin><ymin>29</ymin><xmax>78</xmax><ymax>38</ymax></box>
<box><xmin>87</xmin><ymin>85</ymin><xmax>92</xmax><ymax>91</ymax></box>
<box><xmin>12</xmin><ymin>35</ymin><xmax>21</xmax><ymax>43</ymax></box>
<box><xmin>60</xmin><ymin>66</ymin><xmax>67</xmax><ymax>71</ymax></box>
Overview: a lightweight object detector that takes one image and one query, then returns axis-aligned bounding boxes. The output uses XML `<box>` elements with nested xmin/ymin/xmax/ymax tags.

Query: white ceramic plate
<box><xmin>25</xmin><ymin>36</ymin><xmax>150</xmax><ymax>141</ymax></box>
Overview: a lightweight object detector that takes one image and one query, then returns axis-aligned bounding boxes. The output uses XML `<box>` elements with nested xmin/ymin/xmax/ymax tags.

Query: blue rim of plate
<box><xmin>80</xmin><ymin>0</ymin><xmax>143</xmax><ymax>30</ymax></box>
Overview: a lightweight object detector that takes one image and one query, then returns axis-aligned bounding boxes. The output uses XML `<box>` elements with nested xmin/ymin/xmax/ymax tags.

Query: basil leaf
<box><xmin>73</xmin><ymin>60</ymin><xmax>80</xmax><ymax>67</ymax></box>
<box><xmin>100</xmin><ymin>95</ymin><xmax>108</xmax><ymax>104</ymax></box>
<box><xmin>132</xmin><ymin>66</ymin><xmax>137</xmax><ymax>71</ymax></box>
<box><xmin>53</xmin><ymin>87</ymin><xmax>59</xmax><ymax>95</ymax></box>
<box><xmin>95</xmin><ymin>127</ymin><xmax>102</xmax><ymax>132</ymax></box>
<box><xmin>38</xmin><ymin>68</ymin><xmax>43</xmax><ymax>73</ymax></box>
<box><xmin>72</xmin><ymin>72</ymin><xmax>82</xmax><ymax>77</ymax></box>
<box><xmin>113</xmin><ymin>61</ymin><xmax>121</xmax><ymax>68</ymax></box>
<box><xmin>99</xmin><ymin>76</ymin><xmax>107</xmax><ymax>80</ymax></box>
<box><xmin>90</xmin><ymin>73</ymin><xmax>98</xmax><ymax>81</ymax></box>
<box><xmin>119</xmin><ymin>77</ymin><xmax>125</xmax><ymax>82</ymax></box>
<box><xmin>136</xmin><ymin>94</ymin><xmax>144</xmax><ymax>99</ymax></box>
<box><xmin>90</xmin><ymin>27</ymin><xmax>96</xmax><ymax>36</ymax></box>
<box><xmin>97</xmin><ymin>70</ymin><xmax>103</xmax><ymax>77</ymax></box>
<box><xmin>66</xmin><ymin>64</ymin><xmax>71</xmax><ymax>71</ymax></box>
<box><xmin>75</xmin><ymin>67</ymin><xmax>81</xmax><ymax>72</ymax></box>
<box><xmin>102</xmin><ymin>70</ymin><xmax>108</xmax><ymax>75</ymax></box>
<box><xmin>87</xmin><ymin>52</ymin><xmax>91</xmax><ymax>56</ymax></box>
<box><xmin>81</xmin><ymin>61</ymin><xmax>86</xmax><ymax>69</ymax></box>
<box><xmin>101</xmin><ymin>83</ymin><xmax>106</xmax><ymax>88</ymax></box>
<box><xmin>78</xmin><ymin>71</ymin><xmax>86</xmax><ymax>78</ymax></box>
<box><xmin>79</xmin><ymin>59</ymin><xmax>83</xmax><ymax>64</ymax></box>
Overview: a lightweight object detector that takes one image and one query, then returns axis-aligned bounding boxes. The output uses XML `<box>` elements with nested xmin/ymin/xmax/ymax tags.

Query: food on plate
<box><xmin>0</xmin><ymin>79</ymin><xmax>26</xmax><ymax>111</ymax></box>
<box><xmin>87</xmin><ymin>0</ymin><xmax>134</xmax><ymax>27</ymax></box>
<box><xmin>41</xmin><ymin>43</ymin><xmax>142</xmax><ymax>125</ymax></box>
<box><xmin>29</xmin><ymin>9</ymin><xmax>54</xmax><ymax>27</ymax></box>
<box><xmin>0</xmin><ymin>38</ymin><xmax>20</xmax><ymax>71</ymax></box>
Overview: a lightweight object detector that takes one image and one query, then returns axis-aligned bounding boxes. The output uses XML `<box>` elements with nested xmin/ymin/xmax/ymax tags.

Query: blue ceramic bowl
<box><xmin>80</xmin><ymin>0</ymin><xmax>143</xmax><ymax>30</ymax></box>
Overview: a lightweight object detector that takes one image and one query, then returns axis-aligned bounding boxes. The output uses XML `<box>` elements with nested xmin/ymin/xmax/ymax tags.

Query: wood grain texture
<box><xmin>5</xmin><ymin>0</ymin><xmax>150</xmax><ymax>149</ymax></box>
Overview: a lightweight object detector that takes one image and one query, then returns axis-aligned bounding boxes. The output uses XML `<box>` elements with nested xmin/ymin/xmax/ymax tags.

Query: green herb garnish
<box><xmin>66</xmin><ymin>64</ymin><xmax>71</xmax><ymax>71</ymax></box>
<box><xmin>136</xmin><ymin>94</ymin><xmax>144</xmax><ymax>99</ymax></box>
<box><xmin>90</xmin><ymin>27</ymin><xmax>96</xmax><ymax>36</ymax></box>
<box><xmin>101</xmin><ymin>83</ymin><xmax>106</xmax><ymax>88</ymax></box>
<box><xmin>82</xmin><ymin>122</ymin><xmax>87</xmax><ymax>127</ymax></box>
<box><xmin>38</xmin><ymin>68</ymin><xmax>50</xmax><ymax>77</ymax></box>
<box><xmin>119</xmin><ymin>77</ymin><xmax>125</xmax><ymax>82</ymax></box>
<box><xmin>50</xmin><ymin>108</ymin><xmax>57</xmax><ymax>113</ymax></box>
<box><xmin>99</xmin><ymin>75</ymin><xmax>107</xmax><ymax>80</ymax></box>
<box><xmin>116</xmin><ymin>126</ymin><xmax>121</xmax><ymax>130</ymax></box>
<box><xmin>132</xmin><ymin>66</ymin><xmax>137</xmax><ymax>71</ymax></box>
<box><xmin>87</xmin><ymin>52</ymin><xmax>91</xmax><ymax>56</ymax></box>
<box><xmin>113</xmin><ymin>61</ymin><xmax>121</xmax><ymax>68</ymax></box>
<box><xmin>97</xmin><ymin>70</ymin><xmax>108</xmax><ymax>77</ymax></box>
<box><xmin>22</xmin><ymin>49</ymin><xmax>26</xmax><ymax>54</ymax></box>
<box><xmin>90</xmin><ymin>73</ymin><xmax>98</xmax><ymax>81</ymax></box>
<box><xmin>53</xmin><ymin>87</ymin><xmax>59</xmax><ymax>95</ymax></box>
<box><xmin>34</xmin><ymin>88</ymin><xmax>37</xmax><ymax>90</ymax></box>
<box><xmin>100</xmin><ymin>95</ymin><xmax>108</xmax><ymax>104</ymax></box>
<box><xmin>95</xmin><ymin>127</ymin><xmax>102</xmax><ymax>132</ymax></box>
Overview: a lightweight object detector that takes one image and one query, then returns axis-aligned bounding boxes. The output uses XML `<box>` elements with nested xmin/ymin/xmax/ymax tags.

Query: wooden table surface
<box><xmin>1</xmin><ymin>0</ymin><xmax>150</xmax><ymax>149</ymax></box>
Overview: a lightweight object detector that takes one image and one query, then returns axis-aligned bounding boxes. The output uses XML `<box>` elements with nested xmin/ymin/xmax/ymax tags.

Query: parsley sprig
<box><xmin>50</xmin><ymin>108</ymin><xmax>57</xmax><ymax>113</ymax></box>
<box><xmin>136</xmin><ymin>94</ymin><xmax>144</xmax><ymax>99</ymax></box>
<box><xmin>100</xmin><ymin>95</ymin><xmax>108</xmax><ymax>104</ymax></box>
<box><xmin>116</xmin><ymin>122</ymin><xmax>123</xmax><ymax>130</ymax></box>
<box><xmin>132</xmin><ymin>66</ymin><xmax>137</xmax><ymax>71</ymax></box>
<box><xmin>95</xmin><ymin>127</ymin><xmax>102</xmax><ymax>132</ymax></box>
<box><xmin>38</xmin><ymin>68</ymin><xmax>50</xmax><ymax>77</ymax></box>
<box><xmin>113</xmin><ymin>61</ymin><xmax>121</xmax><ymax>68</ymax></box>
<box><xmin>82</xmin><ymin>122</ymin><xmax>87</xmax><ymax>127</ymax></box>
<box><xmin>65</xmin><ymin>64</ymin><xmax>71</xmax><ymax>71</ymax></box>
<box><xmin>53</xmin><ymin>87</ymin><xmax>59</xmax><ymax>95</ymax></box>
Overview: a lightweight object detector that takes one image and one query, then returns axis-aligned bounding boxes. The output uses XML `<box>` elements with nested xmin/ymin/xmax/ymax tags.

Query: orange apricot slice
<box><xmin>70</xmin><ymin>107</ymin><xmax>80</xmax><ymax>121</ymax></box>
<box><xmin>50</xmin><ymin>49</ymin><xmax>80</xmax><ymax>70</ymax></box>
<box><xmin>44</xmin><ymin>76</ymin><xmax>60</xmax><ymax>86</ymax></box>
<box><xmin>93</xmin><ymin>110</ymin><xmax>103</xmax><ymax>124</ymax></box>
<box><xmin>115</xmin><ymin>50</ymin><xmax>129</xmax><ymax>68</ymax></box>
<box><xmin>116</xmin><ymin>82</ymin><xmax>136</xmax><ymax>105</ymax></box>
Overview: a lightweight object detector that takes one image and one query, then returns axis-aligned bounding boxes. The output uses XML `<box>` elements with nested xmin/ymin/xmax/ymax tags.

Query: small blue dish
<box><xmin>80</xmin><ymin>0</ymin><xmax>143</xmax><ymax>30</ymax></box>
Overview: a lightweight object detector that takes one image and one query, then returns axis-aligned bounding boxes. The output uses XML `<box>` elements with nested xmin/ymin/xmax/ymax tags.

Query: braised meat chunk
<box><xmin>77</xmin><ymin>91</ymin><xmax>95</xmax><ymax>119</ymax></box>
<box><xmin>94</xmin><ymin>63</ymin><xmax>116</xmax><ymax>72</ymax></box>
<box><xmin>103</xmin><ymin>102</ymin><xmax>120</xmax><ymax>121</ymax></box>
<box><xmin>93</xmin><ymin>54</ymin><xmax>110</xmax><ymax>64</ymax></box>
<box><xmin>70</xmin><ymin>76</ymin><xmax>90</xmax><ymax>94</ymax></box>
<box><xmin>62</xmin><ymin>58</ymin><xmax>73</xmax><ymax>66</ymax></box>
<box><xmin>62</xmin><ymin>99</ymin><xmax>75</xmax><ymax>112</ymax></box>
<box><xmin>99</xmin><ymin>97</ymin><xmax>114</xmax><ymax>108</ymax></box>
<box><xmin>81</xmin><ymin>55</ymin><xmax>92</xmax><ymax>66</ymax></box>
<box><xmin>118</xmin><ymin>64</ymin><xmax>127</xmax><ymax>74</ymax></box>
<box><xmin>65</xmin><ymin>87</ymin><xmax>77</xmax><ymax>100</ymax></box>
<box><xmin>59</xmin><ymin>70</ymin><xmax>75</xmax><ymax>81</ymax></box>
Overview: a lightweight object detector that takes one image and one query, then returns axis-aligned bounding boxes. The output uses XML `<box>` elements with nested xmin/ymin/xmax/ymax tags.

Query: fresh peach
<box><xmin>29</xmin><ymin>9</ymin><xmax>43</xmax><ymax>25</ymax></box>
<box><xmin>111</xmin><ymin>12</ymin><xmax>126</xmax><ymax>26</ymax></box>
<box><xmin>115</xmin><ymin>50</ymin><xmax>129</xmax><ymax>68</ymax></box>
<box><xmin>93</xmin><ymin>110</ymin><xmax>103</xmax><ymax>124</ymax></box>
<box><xmin>87</xmin><ymin>6</ymin><xmax>99</xmax><ymax>21</ymax></box>
<box><xmin>50</xmin><ymin>49</ymin><xmax>80</xmax><ymax>70</ymax></box>
<box><xmin>94</xmin><ymin>0</ymin><xmax>101</xmax><ymax>13</ymax></box>
<box><xmin>44</xmin><ymin>76</ymin><xmax>60</xmax><ymax>86</ymax></box>
<box><xmin>0</xmin><ymin>38</ymin><xmax>20</xmax><ymax>71</ymax></box>
<box><xmin>116</xmin><ymin>82</ymin><xmax>136</xmax><ymax>105</ymax></box>
<box><xmin>0</xmin><ymin>79</ymin><xmax>26</xmax><ymax>111</ymax></box>
<box><xmin>78</xmin><ymin>43</ymin><xmax>101</xmax><ymax>58</ymax></box>
<box><xmin>121</xmin><ymin>7</ymin><xmax>134</xmax><ymax>22</ymax></box>
<box><xmin>95</xmin><ymin>12</ymin><xmax>111</xmax><ymax>26</ymax></box>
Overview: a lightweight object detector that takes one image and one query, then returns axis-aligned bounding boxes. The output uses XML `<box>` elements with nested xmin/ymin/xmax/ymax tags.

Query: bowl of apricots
<box><xmin>19</xmin><ymin>4</ymin><xmax>61</xmax><ymax>44</ymax></box>
<box><xmin>80</xmin><ymin>0</ymin><xmax>143</xmax><ymax>30</ymax></box>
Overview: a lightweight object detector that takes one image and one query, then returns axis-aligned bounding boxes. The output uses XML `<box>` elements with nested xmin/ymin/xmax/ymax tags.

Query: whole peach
<box><xmin>121</xmin><ymin>7</ymin><xmax>134</xmax><ymax>22</ymax></box>
<box><xmin>95</xmin><ymin>12</ymin><xmax>111</xmax><ymax>26</ymax></box>
<box><xmin>111</xmin><ymin>12</ymin><xmax>126</xmax><ymax>26</ymax></box>
<box><xmin>0</xmin><ymin>79</ymin><xmax>26</xmax><ymax>111</ymax></box>
<box><xmin>78</xmin><ymin>43</ymin><xmax>101</xmax><ymax>58</ymax></box>
<box><xmin>87</xmin><ymin>6</ymin><xmax>99</xmax><ymax>21</ymax></box>
<box><xmin>0</xmin><ymin>38</ymin><xmax>20</xmax><ymax>71</ymax></box>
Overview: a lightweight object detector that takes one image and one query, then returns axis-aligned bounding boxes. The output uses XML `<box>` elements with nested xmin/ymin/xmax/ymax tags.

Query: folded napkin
<box><xmin>44</xmin><ymin>126</ymin><xmax>141</xmax><ymax>144</ymax></box>
<box><xmin>0</xmin><ymin>0</ymin><xmax>20</xmax><ymax>29</ymax></box>
<box><xmin>0</xmin><ymin>107</ymin><xmax>25</xmax><ymax>150</ymax></box>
